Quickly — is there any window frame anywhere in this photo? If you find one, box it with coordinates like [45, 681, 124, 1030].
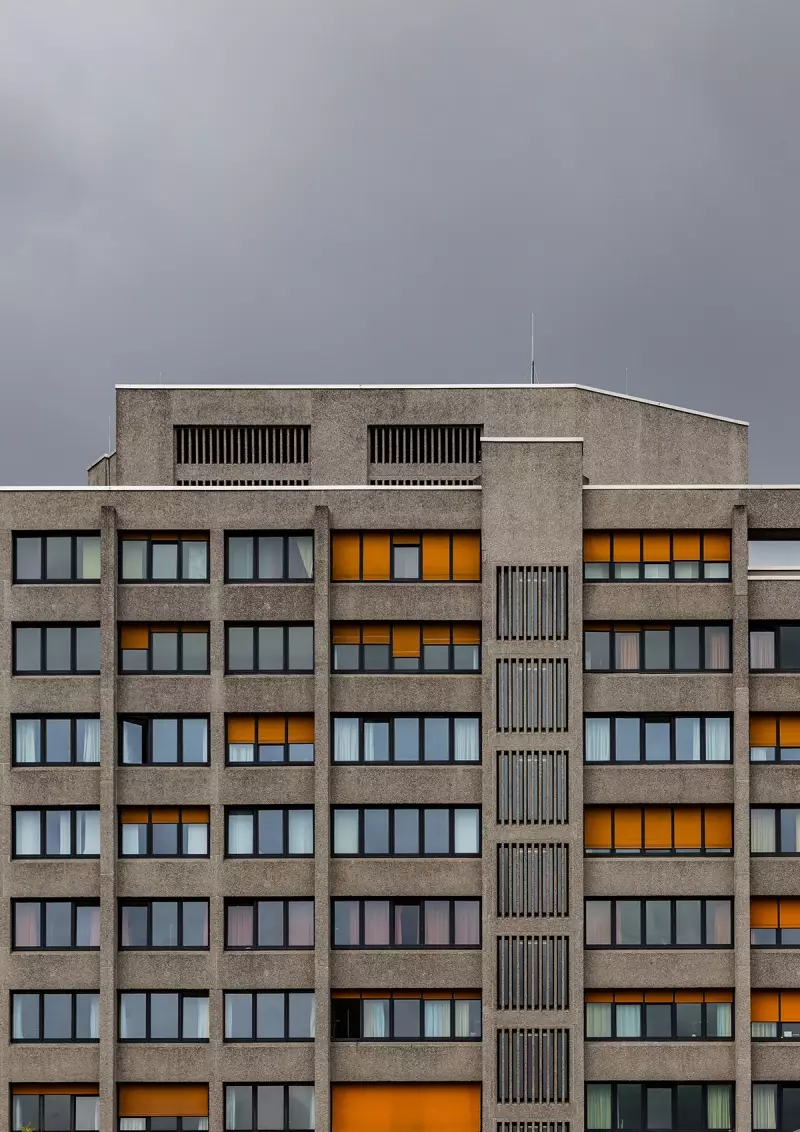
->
[331, 530, 481, 583]
[224, 899, 315, 950]
[584, 993, 734, 1041]
[331, 897, 482, 949]
[118, 714, 210, 766]
[12, 714, 101, 766]
[582, 530, 731, 582]
[750, 807, 800, 856]
[752, 1083, 800, 1130]
[223, 1083, 316, 1132]
[118, 532, 210, 583]
[224, 807, 315, 858]
[11, 898, 100, 951]
[117, 990, 210, 1042]
[222, 990, 315, 1042]
[583, 622, 732, 673]
[584, 713, 732, 764]
[116, 1120, 202, 1132]
[118, 624, 210, 675]
[13, 623, 101, 676]
[586, 1082, 734, 1131]
[11, 989, 100, 1042]
[750, 993, 800, 1040]
[12, 1092, 99, 1132]
[225, 623, 315, 674]
[225, 714, 315, 765]
[584, 897, 734, 950]
[330, 990, 481, 1042]
[331, 623, 481, 674]
[331, 805, 481, 858]
[12, 807, 101, 859]
[750, 900, 800, 947]
[118, 807, 210, 859]
[749, 623, 800, 673]
[331, 713, 482, 764]
[118, 898, 210, 951]
[13, 531, 102, 584]
[224, 531, 315, 583]
[585, 805, 733, 857]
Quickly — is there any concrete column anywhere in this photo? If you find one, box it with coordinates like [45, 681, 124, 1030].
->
[208, 525, 226, 1132]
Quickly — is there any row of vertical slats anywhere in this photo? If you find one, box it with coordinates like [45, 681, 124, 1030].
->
[174, 426, 309, 464]
[497, 566, 568, 640]
[369, 477, 480, 486]
[497, 1028, 570, 1103]
[175, 478, 309, 486]
[497, 1124, 570, 1132]
[497, 935, 570, 1010]
[369, 425, 482, 463]
[497, 659, 568, 732]
[497, 843, 569, 917]
[497, 751, 569, 826]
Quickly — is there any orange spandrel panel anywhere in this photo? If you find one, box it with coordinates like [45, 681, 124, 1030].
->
[751, 899, 778, 929]
[422, 533, 451, 581]
[674, 807, 702, 851]
[612, 533, 641, 563]
[121, 625, 149, 649]
[258, 716, 286, 743]
[118, 1084, 208, 1118]
[332, 533, 361, 581]
[644, 807, 672, 851]
[643, 533, 671, 562]
[332, 1084, 480, 1132]
[751, 716, 777, 746]
[614, 808, 642, 851]
[704, 808, 733, 851]
[584, 808, 612, 851]
[673, 533, 701, 560]
[288, 715, 314, 743]
[452, 532, 480, 581]
[703, 531, 731, 562]
[227, 717, 255, 743]
[751, 991, 779, 1023]
[362, 533, 391, 581]
[780, 716, 800, 746]
[584, 533, 611, 562]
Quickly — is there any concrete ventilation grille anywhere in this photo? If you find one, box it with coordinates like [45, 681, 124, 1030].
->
[368, 477, 480, 486]
[497, 1027, 570, 1103]
[497, 843, 569, 917]
[497, 1124, 571, 1132]
[368, 423, 482, 463]
[174, 425, 309, 464]
[175, 478, 309, 486]
[496, 659, 568, 732]
[497, 751, 569, 826]
[497, 935, 570, 1010]
[497, 566, 569, 641]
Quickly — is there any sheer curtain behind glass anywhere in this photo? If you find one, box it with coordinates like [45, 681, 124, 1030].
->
[586, 1003, 611, 1038]
[15, 719, 39, 763]
[424, 1000, 450, 1037]
[752, 1085, 777, 1130]
[707, 1084, 732, 1129]
[751, 811, 776, 853]
[454, 718, 479, 762]
[78, 719, 100, 763]
[705, 718, 730, 761]
[334, 718, 359, 763]
[363, 1000, 387, 1039]
[586, 1085, 612, 1129]
[585, 719, 611, 762]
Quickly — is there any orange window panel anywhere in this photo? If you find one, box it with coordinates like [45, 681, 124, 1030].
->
[228, 717, 255, 743]
[751, 991, 779, 1023]
[392, 990, 420, 999]
[151, 533, 178, 542]
[585, 809, 612, 851]
[586, 991, 613, 1003]
[422, 991, 452, 1000]
[151, 808, 180, 824]
[118, 1084, 209, 1118]
[423, 623, 451, 645]
[673, 533, 701, 560]
[645, 992, 674, 1003]
[614, 808, 643, 851]
[121, 625, 149, 649]
[779, 716, 800, 746]
[780, 899, 800, 929]
[258, 716, 286, 743]
[643, 533, 671, 562]
[13, 1086, 99, 1096]
[452, 623, 480, 645]
[332, 624, 361, 645]
[705, 808, 733, 851]
[613, 533, 641, 563]
[584, 533, 611, 562]
[181, 533, 208, 542]
[362, 533, 391, 581]
[181, 624, 206, 634]
[452, 532, 481, 581]
[674, 808, 702, 851]
[422, 533, 451, 581]
[613, 991, 644, 1003]
[704, 991, 733, 1003]
[644, 808, 673, 850]
[751, 899, 779, 929]
[751, 716, 777, 746]
[704, 532, 731, 562]
[674, 991, 703, 1004]
[362, 623, 390, 644]
[362, 991, 390, 999]
[332, 1083, 480, 1132]
[780, 991, 800, 1022]
[181, 807, 209, 823]
[152, 624, 178, 634]
[288, 715, 314, 743]
[393, 533, 420, 545]
[120, 808, 149, 824]
[332, 534, 361, 581]
[393, 624, 421, 658]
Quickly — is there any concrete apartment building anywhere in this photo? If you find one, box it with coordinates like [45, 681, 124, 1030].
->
[1, 381, 798, 1132]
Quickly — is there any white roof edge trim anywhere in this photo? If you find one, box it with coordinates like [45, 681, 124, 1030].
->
[114, 383, 749, 426]
[584, 484, 752, 490]
[0, 484, 483, 493]
[481, 436, 583, 443]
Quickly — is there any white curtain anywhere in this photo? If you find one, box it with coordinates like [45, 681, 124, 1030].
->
[75, 1096, 100, 1130]
[12, 996, 28, 1039]
[705, 718, 730, 762]
[454, 809, 479, 854]
[363, 1000, 387, 1038]
[585, 718, 611, 762]
[296, 535, 314, 578]
[454, 1000, 477, 1037]
[289, 810, 314, 855]
[334, 718, 359, 763]
[752, 1085, 777, 1130]
[16, 811, 40, 855]
[586, 1085, 612, 1130]
[184, 823, 208, 856]
[334, 810, 359, 854]
[676, 717, 701, 761]
[615, 1004, 641, 1037]
[77, 811, 100, 856]
[184, 542, 208, 579]
[585, 1003, 611, 1037]
[364, 722, 382, 762]
[711, 1002, 732, 1038]
[119, 1121, 147, 1131]
[78, 719, 101, 763]
[229, 742, 254, 763]
[751, 1021, 777, 1038]
[186, 997, 209, 1039]
[228, 814, 253, 855]
[15, 719, 39, 763]
[707, 1084, 732, 1130]
[751, 810, 776, 853]
[750, 746, 772, 763]
[54, 810, 72, 854]
[424, 1000, 451, 1038]
[454, 718, 480, 762]
[87, 993, 100, 1040]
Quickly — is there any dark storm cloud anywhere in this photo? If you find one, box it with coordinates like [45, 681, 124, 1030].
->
[1, 0, 799, 483]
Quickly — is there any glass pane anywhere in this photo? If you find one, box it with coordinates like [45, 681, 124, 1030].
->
[366, 643, 392, 670]
[152, 822, 179, 856]
[780, 626, 800, 670]
[46, 810, 71, 855]
[258, 536, 284, 579]
[152, 543, 179, 579]
[706, 899, 731, 946]
[615, 717, 641, 761]
[364, 808, 390, 854]
[645, 1003, 672, 1037]
[393, 808, 419, 854]
[76, 718, 99, 763]
[646, 1086, 673, 1130]
[152, 632, 178, 670]
[393, 545, 420, 579]
[333, 643, 359, 670]
[258, 626, 284, 670]
[617, 899, 642, 945]
[394, 717, 419, 761]
[181, 631, 208, 672]
[674, 625, 700, 669]
[584, 562, 610, 580]
[76, 905, 99, 947]
[13, 992, 40, 1038]
[45, 718, 71, 763]
[150, 992, 179, 1038]
[183, 901, 208, 946]
[288, 900, 314, 947]
[288, 810, 313, 855]
[257, 1085, 284, 1130]
[120, 992, 146, 1039]
[675, 1001, 703, 1038]
[45, 902, 72, 947]
[288, 535, 313, 580]
[334, 900, 360, 947]
[781, 809, 800, 853]
[676, 900, 702, 945]
[15, 627, 41, 672]
[46, 536, 72, 580]
[15, 717, 41, 763]
[182, 717, 208, 763]
[43, 1096, 71, 1130]
[121, 905, 148, 947]
[76, 626, 99, 672]
[228, 536, 254, 580]
[424, 809, 449, 854]
[454, 808, 480, 853]
[705, 625, 730, 670]
[645, 900, 670, 946]
[45, 627, 71, 671]
[152, 902, 179, 947]
[258, 810, 283, 854]
[152, 718, 179, 763]
[644, 720, 670, 762]
[225, 993, 253, 1039]
[781, 1087, 800, 1132]
[364, 720, 389, 762]
[228, 627, 254, 670]
[454, 900, 480, 946]
[394, 998, 421, 1038]
[288, 1085, 315, 1130]
[16, 536, 41, 580]
[289, 991, 314, 1038]
[585, 899, 611, 946]
[43, 993, 72, 1039]
[424, 900, 450, 945]
[452, 644, 479, 671]
[396, 903, 421, 946]
[676, 717, 701, 762]
[121, 539, 147, 580]
[424, 717, 449, 761]
[226, 1085, 252, 1131]
[364, 900, 390, 946]
[616, 632, 641, 670]
[643, 629, 669, 670]
[182, 540, 208, 580]
[258, 902, 284, 947]
[14, 901, 41, 947]
[333, 809, 359, 854]
[75, 992, 98, 1039]
[585, 631, 610, 670]
[454, 716, 480, 762]
[288, 626, 314, 670]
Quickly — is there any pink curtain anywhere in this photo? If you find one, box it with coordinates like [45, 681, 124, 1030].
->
[425, 901, 450, 945]
[87, 906, 101, 948]
[288, 901, 315, 947]
[364, 901, 390, 946]
[453, 901, 480, 946]
[706, 626, 730, 670]
[15, 904, 39, 946]
[615, 633, 640, 670]
[227, 904, 254, 947]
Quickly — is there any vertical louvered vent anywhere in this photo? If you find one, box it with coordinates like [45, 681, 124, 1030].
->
[497, 843, 569, 917]
[497, 659, 568, 732]
[497, 566, 568, 641]
[497, 935, 569, 1010]
[174, 425, 309, 464]
[497, 1028, 570, 1103]
[369, 424, 482, 463]
[497, 751, 568, 826]
[498, 1123, 571, 1132]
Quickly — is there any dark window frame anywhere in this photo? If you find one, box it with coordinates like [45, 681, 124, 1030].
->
[223, 1083, 316, 1132]
[13, 1093, 98, 1131]
[584, 897, 734, 950]
[118, 624, 210, 675]
[749, 623, 800, 673]
[118, 714, 210, 766]
[225, 806, 315, 859]
[585, 805, 733, 857]
[585, 1082, 734, 1132]
[118, 532, 210, 583]
[225, 623, 315, 675]
[331, 713, 482, 764]
[118, 808, 210, 859]
[222, 990, 315, 1042]
[331, 530, 481, 583]
[752, 1083, 800, 1130]
[584, 996, 734, 1041]
[331, 805, 481, 858]
[12, 806, 100, 859]
[12, 531, 102, 584]
[11, 898, 100, 951]
[224, 898, 315, 950]
[750, 807, 800, 856]
[331, 624, 481, 674]
[330, 990, 482, 1042]
[331, 897, 482, 949]
[10, 989, 100, 1042]
[12, 623, 101, 676]
[750, 901, 800, 948]
[116, 1120, 202, 1132]
[582, 530, 731, 583]
[118, 898, 211, 951]
[224, 714, 315, 765]
[117, 989, 209, 1042]
[12, 713, 101, 766]
[224, 532, 315, 583]
[584, 713, 733, 764]
[583, 622, 732, 673]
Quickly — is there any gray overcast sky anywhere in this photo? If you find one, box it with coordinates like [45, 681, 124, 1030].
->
[2, 1, 799, 484]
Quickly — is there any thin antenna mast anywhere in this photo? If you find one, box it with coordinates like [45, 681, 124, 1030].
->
[531, 314, 537, 385]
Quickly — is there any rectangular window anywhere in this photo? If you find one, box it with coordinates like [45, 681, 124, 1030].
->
[332, 898, 480, 948]
[226, 532, 314, 581]
[119, 715, 209, 765]
[225, 899, 315, 949]
[226, 623, 314, 673]
[584, 622, 731, 672]
[583, 530, 731, 581]
[13, 715, 100, 765]
[585, 898, 733, 948]
[750, 625, 800, 672]
[118, 991, 209, 1041]
[331, 531, 480, 582]
[119, 533, 209, 582]
[225, 808, 314, 857]
[750, 715, 800, 763]
[331, 622, 480, 673]
[13, 899, 100, 950]
[332, 714, 480, 763]
[585, 806, 732, 856]
[332, 806, 480, 857]
[119, 623, 209, 674]
[14, 532, 101, 582]
[223, 991, 315, 1041]
[750, 899, 800, 947]
[751, 808, 800, 855]
[119, 807, 209, 858]
[753, 1084, 800, 1130]
[12, 1088, 99, 1132]
[225, 1084, 315, 1131]
[585, 714, 731, 763]
[585, 991, 733, 1041]
[751, 991, 800, 1039]
[119, 900, 209, 949]
[586, 1083, 733, 1131]
[227, 715, 314, 763]
[12, 991, 99, 1041]
[331, 990, 481, 1041]
[13, 808, 100, 858]
[118, 1084, 208, 1130]
[14, 624, 100, 675]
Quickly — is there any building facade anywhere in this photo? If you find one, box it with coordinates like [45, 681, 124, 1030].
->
[1, 382, 797, 1131]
